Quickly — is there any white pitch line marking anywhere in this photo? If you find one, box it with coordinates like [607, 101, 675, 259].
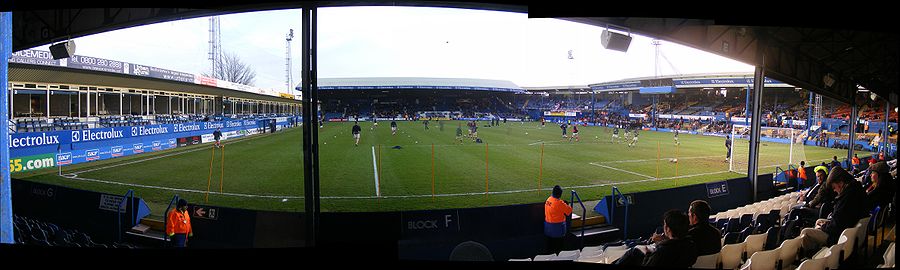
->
[589, 162, 655, 179]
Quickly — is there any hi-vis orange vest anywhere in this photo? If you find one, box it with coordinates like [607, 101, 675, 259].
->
[545, 196, 572, 223]
[798, 167, 808, 180]
[167, 209, 192, 235]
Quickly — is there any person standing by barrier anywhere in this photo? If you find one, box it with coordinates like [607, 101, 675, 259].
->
[797, 161, 808, 187]
[851, 154, 861, 173]
[544, 185, 572, 254]
[167, 199, 193, 248]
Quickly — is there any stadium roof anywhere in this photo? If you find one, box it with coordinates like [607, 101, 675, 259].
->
[305, 77, 526, 93]
[8, 63, 301, 104]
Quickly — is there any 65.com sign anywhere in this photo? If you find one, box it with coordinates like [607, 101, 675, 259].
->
[9, 154, 56, 173]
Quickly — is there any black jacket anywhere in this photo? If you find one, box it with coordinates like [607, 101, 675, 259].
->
[808, 182, 836, 210]
[823, 180, 867, 245]
[643, 238, 698, 268]
[804, 183, 821, 204]
[688, 222, 722, 256]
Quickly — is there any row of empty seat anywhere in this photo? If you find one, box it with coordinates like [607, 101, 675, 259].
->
[12, 214, 136, 248]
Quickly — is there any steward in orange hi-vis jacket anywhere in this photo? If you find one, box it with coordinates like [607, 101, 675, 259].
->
[167, 199, 192, 248]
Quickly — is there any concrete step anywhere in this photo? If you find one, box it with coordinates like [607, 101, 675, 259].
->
[571, 215, 606, 228]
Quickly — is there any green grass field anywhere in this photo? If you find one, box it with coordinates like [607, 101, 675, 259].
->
[15, 121, 865, 216]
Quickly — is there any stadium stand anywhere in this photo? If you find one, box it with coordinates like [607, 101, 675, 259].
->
[12, 214, 136, 248]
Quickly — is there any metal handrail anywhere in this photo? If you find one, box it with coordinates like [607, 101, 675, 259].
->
[570, 190, 587, 243]
[163, 194, 180, 243]
[117, 189, 134, 242]
[610, 186, 629, 239]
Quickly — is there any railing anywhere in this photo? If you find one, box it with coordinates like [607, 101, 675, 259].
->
[162, 194, 180, 243]
[117, 189, 135, 242]
[570, 190, 586, 246]
[610, 186, 629, 239]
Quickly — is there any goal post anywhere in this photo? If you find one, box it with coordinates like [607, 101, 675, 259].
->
[729, 124, 806, 175]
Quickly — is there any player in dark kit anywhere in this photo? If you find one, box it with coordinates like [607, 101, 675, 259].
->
[424, 119, 429, 130]
[390, 120, 398, 135]
[456, 123, 464, 144]
[352, 122, 362, 146]
[724, 134, 732, 162]
[560, 122, 568, 139]
[213, 128, 223, 148]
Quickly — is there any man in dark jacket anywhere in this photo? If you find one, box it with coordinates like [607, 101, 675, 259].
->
[687, 200, 722, 256]
[643, 210, 698, 267]
[793, 165, 836, 221]
[615, 210, 698, 268]
[801, 166, 868, 250]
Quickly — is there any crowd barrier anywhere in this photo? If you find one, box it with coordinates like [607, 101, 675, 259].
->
[8, 117, 300, 173]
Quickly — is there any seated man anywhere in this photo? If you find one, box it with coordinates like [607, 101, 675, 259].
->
[615, 210, 698, 268]
[791, 165, 834, 222]
[800, 166, 868, 251]
[687, 200, 722, 256]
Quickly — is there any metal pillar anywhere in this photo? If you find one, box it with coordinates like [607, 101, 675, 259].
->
[807, 93, 814, 135]
[848, 95, 857, 162]
[744, 86, 751, 126]
[1, 11, 14, 244]
[301, 6, 320, 247]
[747, 64, 765, 202]
[884, 102, 890, 155]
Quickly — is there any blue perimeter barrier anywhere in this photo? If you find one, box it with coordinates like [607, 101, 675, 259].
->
[8, 117, 300, 169]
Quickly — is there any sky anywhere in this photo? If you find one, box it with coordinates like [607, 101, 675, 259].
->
[29, 6, 755, 93]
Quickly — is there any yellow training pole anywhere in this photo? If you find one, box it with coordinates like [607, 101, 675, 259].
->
[485, 143, 489, 199]
[378, 144, 382, 192]
[539, 143, 544, 194]
[431, 143, 435, 202]
[219, 144, 225, 192]
[675, 143, 679, 186]
[657, 141, 660, 180]
[206, 146, 215, 203]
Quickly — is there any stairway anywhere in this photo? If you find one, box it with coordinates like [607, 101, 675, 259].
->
[570, 215, 622, 247]
[125, 218, 169, 247]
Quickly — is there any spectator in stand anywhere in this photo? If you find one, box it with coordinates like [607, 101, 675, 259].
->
[865, 161, 895, 210]
[686, 200, 721, 256]
[830, 156, 841, 170]
[801, 166, 868, 251]
[615, 210, 698, 267]
[793, 165, 834, 221]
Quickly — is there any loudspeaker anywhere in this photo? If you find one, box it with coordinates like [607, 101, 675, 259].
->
[49, 40, 76, 60]
[601, 30, 632, 52]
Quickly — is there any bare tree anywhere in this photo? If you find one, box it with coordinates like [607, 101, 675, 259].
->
[203, 52, 257, 86]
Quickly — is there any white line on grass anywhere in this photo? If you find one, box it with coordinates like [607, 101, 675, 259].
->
[372, 146, 381, 197]
[589, 162, 655, 179]
[60, 170, 738, 200]
[596, 155, 722, 164]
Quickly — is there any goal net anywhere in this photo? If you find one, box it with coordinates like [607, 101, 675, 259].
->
[729, 124, 807, 175]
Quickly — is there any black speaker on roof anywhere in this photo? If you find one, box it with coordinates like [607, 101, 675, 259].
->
[601, 29, 632, 52]
[49, 40, 76, 60]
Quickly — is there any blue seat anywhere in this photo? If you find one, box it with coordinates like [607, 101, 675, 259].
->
[716, 218, 728, 230]
[739, 213, 754, 229]
[738, 226, 754, 243]
[726, 218, 741, 233]
[765, 227, 781, 250]
[723, 232, 740, 245]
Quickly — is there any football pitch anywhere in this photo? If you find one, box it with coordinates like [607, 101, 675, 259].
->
[15, 121, 865, 216]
